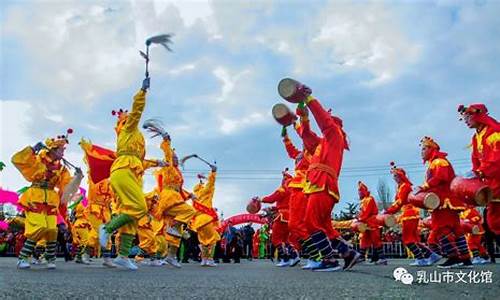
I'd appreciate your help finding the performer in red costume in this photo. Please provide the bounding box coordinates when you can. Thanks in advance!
[385,162,438,266]
[460,206,489,264]
[296,93,360,272]
[258,169,297,267]
[417,136,471,268]
[458,103,500,263]
[281,117,319,268]
[357,181,386,265]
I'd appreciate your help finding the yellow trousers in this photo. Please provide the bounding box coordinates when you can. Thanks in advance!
[88,210,112,250]
[25,211,57,242]
[197,223,220,246]
[158,189,196,224]
[155,235,167,257]
[138,224,157,255]
[110,168,147,235]
[73,226,90,247]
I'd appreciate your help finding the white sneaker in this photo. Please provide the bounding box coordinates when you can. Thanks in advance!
[165,256,182,268]
[288,257,301,267]
[46,262,56,269]
[410,258,428,267]
[17,259,31,269]
[426,253,443,266]
[31,258,41,265]
[301,259,321,270]
[200,259,207,266]
[113,256,138,270]
[82,254,91,265]
[472,257,488,265]
[206,259,217,267]
[99,225,109,248]
[102,257,117,268]
[159,259,167,266]
[137,259,150,266]
[166,227,182,238]
[150,259,163,267]
[374,259,388,265]
[276,259,291,267]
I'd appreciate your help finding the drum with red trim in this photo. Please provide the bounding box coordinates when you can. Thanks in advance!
[272,103,297,127]
[408,192,440,210]
[451,176,492,206]
[278,78,312,103]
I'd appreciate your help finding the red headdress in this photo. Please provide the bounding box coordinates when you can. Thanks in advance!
[281,167,292,186]
[44,128,73,150]
[389,161,411,185]
[328,108,350,151]
[111,109,129,134]
[458,103,500,130]
[419,136,448,163]
[358,181,370,198]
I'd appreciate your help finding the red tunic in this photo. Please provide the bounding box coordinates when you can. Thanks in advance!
[422,154,465,210]
[461,208,485,234]
[261,182,291,222]
[358,195,379,229]
[471,125,500,198]
[302,99,346,200]
[386,182,420,222]
[283,136,311,189]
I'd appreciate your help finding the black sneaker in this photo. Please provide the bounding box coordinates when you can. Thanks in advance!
[457,258,473,268]
[438,257,460,269]
[343,250,361,271]
[312,259,342,272]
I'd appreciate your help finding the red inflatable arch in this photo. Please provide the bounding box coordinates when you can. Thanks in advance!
[218,213,267,232]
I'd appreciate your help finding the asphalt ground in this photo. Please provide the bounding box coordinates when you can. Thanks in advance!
[0,257,498,299]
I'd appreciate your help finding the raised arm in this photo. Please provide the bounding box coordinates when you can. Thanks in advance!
[261,187,287,204]
[124,89,146,132]
[305,96,337,135]
[11,146,46,182]
[298,113,321,154]
[283,135,300,160]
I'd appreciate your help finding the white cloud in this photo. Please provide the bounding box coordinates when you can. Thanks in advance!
[310,1,421,85]
[4,1,142,107]
[213,66,251,103]
[219,112,266,135]
[0,100,34,189]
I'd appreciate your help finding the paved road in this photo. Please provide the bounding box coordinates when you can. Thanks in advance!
[0,258,498,299]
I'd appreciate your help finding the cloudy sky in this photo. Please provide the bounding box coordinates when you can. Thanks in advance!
[1,0,499,218]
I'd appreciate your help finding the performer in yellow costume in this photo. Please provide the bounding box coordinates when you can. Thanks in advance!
[71,201,92,265]
[12,129,83,269]
[143,120,197,268]
[135,190,163,266]
[85,177,115,267]
[192,169,220,267]
[99,79,163,270]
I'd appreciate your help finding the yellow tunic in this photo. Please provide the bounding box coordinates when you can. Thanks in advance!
[86,178,114,250]
[11,146,72,241]
[152,140,196,224]
[72,202,92,247]
[191,171,221,246]
[109,89,154,235]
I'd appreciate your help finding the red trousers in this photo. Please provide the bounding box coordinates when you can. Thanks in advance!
[360,228,382,249]
[288,188,309,249]
[431,208,464,239]
[401,219,420,245]
[304,190,340,240]
[271,219,289,247]
[486,202,500,235]
[466,234,486,254]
